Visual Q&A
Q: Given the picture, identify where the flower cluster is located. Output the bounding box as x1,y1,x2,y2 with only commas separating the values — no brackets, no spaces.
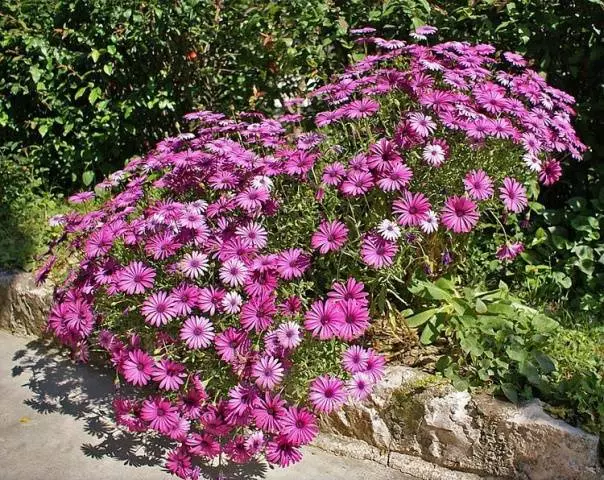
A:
39,25,584,479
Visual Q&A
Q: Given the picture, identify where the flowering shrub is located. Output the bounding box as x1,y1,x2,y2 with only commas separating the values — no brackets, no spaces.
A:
38,26,585,479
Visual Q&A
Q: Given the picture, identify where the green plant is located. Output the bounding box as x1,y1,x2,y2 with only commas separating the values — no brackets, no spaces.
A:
406,278,559,401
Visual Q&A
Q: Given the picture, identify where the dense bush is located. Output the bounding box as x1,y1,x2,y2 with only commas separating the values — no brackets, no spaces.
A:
38,28,586,476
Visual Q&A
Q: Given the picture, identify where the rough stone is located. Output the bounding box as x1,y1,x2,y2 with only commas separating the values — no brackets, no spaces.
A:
0,271,52,336
321,365,602,480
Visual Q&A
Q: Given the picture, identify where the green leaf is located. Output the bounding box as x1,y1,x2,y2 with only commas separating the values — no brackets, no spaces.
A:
29,65,42,83
38,124,49,137
103,64,114,75
75,87,87,99
91,49,101,63
88,87,102,105
475,298,488,314
501,383,518,403
406,308,437,327
82,170,95,186
534,352,556,374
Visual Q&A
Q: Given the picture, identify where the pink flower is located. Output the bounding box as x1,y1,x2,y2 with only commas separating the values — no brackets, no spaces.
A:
276,249,310,280
393,191,431,226
187,433,221,458
179,252,209,279
422,140,448,167
496,242,525,261
340,171,374,196
345,98,380,119
347,373,374,401
240,294,276,332
252,392,286,433
499,177,528,213
304,300,340,339
503,51,527,67
322,162,347,186
538,159,562,185
342,345,369,373
311,220,349,254
334,299,370,340
266,435,303,467
252,356,284,390
407,112,436,137
364,350,386,382
360,234,398,269
309,375,346,413
141,291,178,326
280,407,318,446
122,349,153,386
275,321,302,349
180,316,214,349
117,261,156,294
141,397,179,434
440,196,480,233
236,222,268,248
215,327,249,363
463,170,494,200
328,277,369,306
219,258,249,287
152,358,186,391
377,163,413,191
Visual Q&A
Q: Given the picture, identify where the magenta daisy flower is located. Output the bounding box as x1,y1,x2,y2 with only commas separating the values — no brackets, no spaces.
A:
141,397,179,434
187,433,221,458
310,220,349,254
252,356,284,390
215,327,249,363
170,284,199,316
236,222,268,248
322,162,347,186
309,375,346,413
179,315,214,349
463,170,494,200
152,358,186,391
503,51,527,67
276,248,310,280
141,291,178,326
347,373,374,401
538,159,562,185
179,251,209,279
377,163,413,191
122,349,153,386
407,112,436,137
266,435,303,467
360,233,398,269
392,191,431,226
280,407,319,446
440,196,480,233
240,294,276,332
235,186,270,212
345,98,380,119
342,345,369,373
304,300,339,339
117,261,156,294
328,277,369,306
219,258,249,287
252,392,287,433
364,350,386,382
340,171,375,196
275,321,302,349
334,299,370,340
499,177,528,213
496,241,525,261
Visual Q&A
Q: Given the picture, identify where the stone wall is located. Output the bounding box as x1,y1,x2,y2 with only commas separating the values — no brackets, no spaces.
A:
0,271,51,336
320,365,602,480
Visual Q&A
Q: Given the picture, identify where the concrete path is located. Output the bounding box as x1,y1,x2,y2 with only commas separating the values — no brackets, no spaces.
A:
0,332,413,480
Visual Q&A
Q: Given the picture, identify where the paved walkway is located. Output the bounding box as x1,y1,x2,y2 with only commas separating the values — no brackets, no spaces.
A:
0,332,413,480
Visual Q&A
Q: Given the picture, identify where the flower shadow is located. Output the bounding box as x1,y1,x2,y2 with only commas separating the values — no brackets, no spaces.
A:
11,337,270,479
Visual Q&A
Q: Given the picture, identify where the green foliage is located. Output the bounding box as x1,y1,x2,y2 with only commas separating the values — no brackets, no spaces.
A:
407,277,604,435
408,278,558,400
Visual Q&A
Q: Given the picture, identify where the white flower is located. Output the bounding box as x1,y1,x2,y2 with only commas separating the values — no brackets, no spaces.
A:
377,219,401,241
523,153,542,172
252,175,273,191
420,210,439,234
222,291,243,314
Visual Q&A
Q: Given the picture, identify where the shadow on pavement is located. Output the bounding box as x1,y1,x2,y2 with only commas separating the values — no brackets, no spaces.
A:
11,338,268,479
